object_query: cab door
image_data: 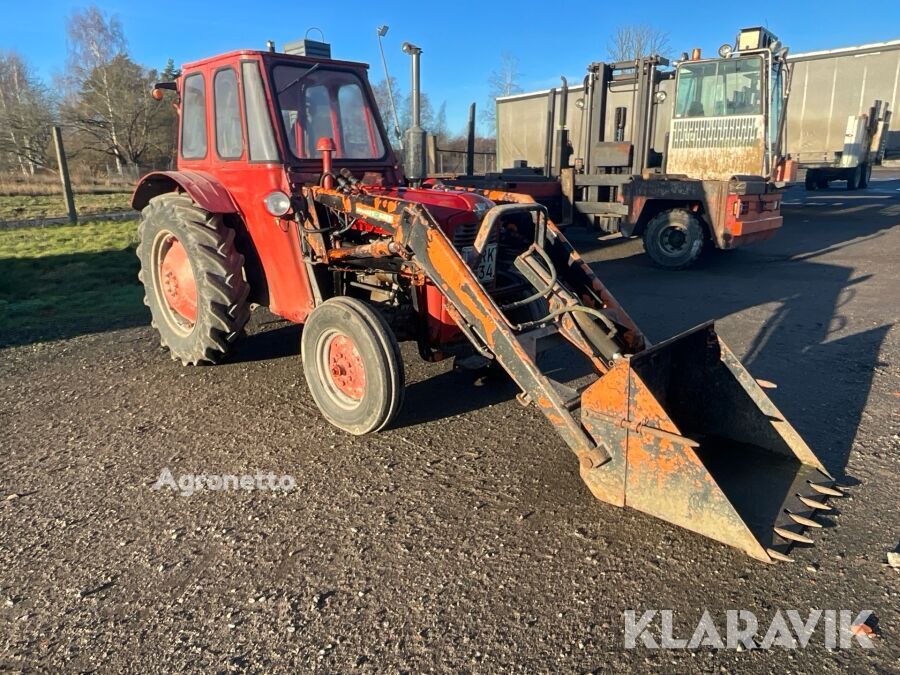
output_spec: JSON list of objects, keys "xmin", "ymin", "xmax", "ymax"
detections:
[{"xmin": 209, "ymin": 59, "xmax": 315, "ymax": 323}]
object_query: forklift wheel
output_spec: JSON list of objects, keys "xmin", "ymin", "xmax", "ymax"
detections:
[
  {"xmin": 642, "ymin": 209, "xmax": 705, "ymax": 270},
  {"xmin": 301, "ymin": 297, "xmax": 405, "ymax": 435},
  {"xmin": 137, "ymin": 193, "xmax": 250, "ymax": 365}
]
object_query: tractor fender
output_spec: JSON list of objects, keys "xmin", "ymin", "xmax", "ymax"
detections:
[{"xmin": 131, "ymin": 170, "xmax": 239, "ymax": 214}]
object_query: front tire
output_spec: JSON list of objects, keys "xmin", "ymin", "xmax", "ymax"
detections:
[
  {"xmin": 642, "ymin": 208, "xmax": 706, "ymax": 270},
  {"xmin": 301, "ymin": 297, "xmax": 405, "ymax": 434},
  {"xmin": 137, "ymin": 193, "xmax": 250, "ymax": 365},
  {"xmin": 846, "ymin": 165, "xmax": 861, "ymax": 191}
]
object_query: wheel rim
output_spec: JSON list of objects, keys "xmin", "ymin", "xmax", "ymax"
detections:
[
  {"xmin": 318, "ymin": 329, "xmax": 366, "ymax": 407},
  {"xmin": 656, "ymin": 224, "xmax": 689, "ymax": 257},
  {"xmin": 151, "ymin": 229, "xmax": 197, "ymax": 335}
]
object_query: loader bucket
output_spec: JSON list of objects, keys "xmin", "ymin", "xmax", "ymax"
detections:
[{"xmin": 578, "ymin": 322, "xmax": 841, "ymax": 563}]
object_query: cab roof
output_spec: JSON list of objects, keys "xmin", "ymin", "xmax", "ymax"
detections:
[{"xmin": 181, "ymin": 49, "xmax": 371, "ymax": 72}]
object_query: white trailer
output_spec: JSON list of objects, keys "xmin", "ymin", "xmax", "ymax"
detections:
[{"xmin": 804, "ymin": 100, "xmax": 892, "ymax": 190}]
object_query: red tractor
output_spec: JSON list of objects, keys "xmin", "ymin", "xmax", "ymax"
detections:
[{"xmin": 133, "ymin": 38, "xmax": 843, "ymax": 562}]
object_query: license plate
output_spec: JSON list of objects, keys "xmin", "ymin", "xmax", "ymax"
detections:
[{"xmin": 462, "ymin": 243, "xmax": 497, "ymax": 282}]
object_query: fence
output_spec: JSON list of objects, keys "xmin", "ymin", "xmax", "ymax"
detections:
[{"xmin": 426, "ymin": 134, "xmax": 497, "ymax": 177}]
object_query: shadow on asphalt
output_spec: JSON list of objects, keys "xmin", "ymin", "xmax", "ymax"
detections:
[
  {"xmin": 564, "ymin": 178, "xmax": 899, "ymax": 479},
  {"xmin": 230, "ymin": 321, "xmax": 301, "ymax": 364},
  {"xmin": 394, "ymin": 366, "xmax": 518, "ymax": 429}
]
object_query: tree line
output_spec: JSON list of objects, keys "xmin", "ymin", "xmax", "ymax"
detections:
[
  {"xmin": 0, "ymin": 4, "xmax": 668, "ymax": 180},
  {"xmin": 0, "ymin": 5, "xmax": 175, "ymax": 180}
]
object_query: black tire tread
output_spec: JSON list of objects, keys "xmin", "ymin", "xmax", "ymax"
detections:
[
  {"xmin": 642, "ymin": 208, "xmax": 706, "ymax": 271},
  {"xmin": 136, "ymin": 192, "xmax": 250, "ymax": 365}
]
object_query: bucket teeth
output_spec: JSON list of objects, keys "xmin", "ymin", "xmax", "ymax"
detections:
[
  {"xmin": 774, "ymin": 526, "xmax": 814, "ymax": 545},
  {"xmin": 809, "ymin": 482, "xmax": 845, "ymax": 498},
  {"xmin": 766, "ymin": 548, "xmax": 795, "ymax": 563},
  {"xmin": 798, "ymin": 495, "xmax": 832, "ymax": 511},
  {"xmin": 788, "ymin": 512, "xmax": 823, "ymax": 528}
]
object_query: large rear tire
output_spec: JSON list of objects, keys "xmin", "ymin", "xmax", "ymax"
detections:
[
  {"xmin": 642, "ymin": 208, "xmax": 705, "ymax": 270},
  {"xmin": 137, "ymin": 193, "xmax": 250, "ymax": 365},
  {"xmin": 301, "ymin": 297, "xmax": 405, "ymax": 435}
]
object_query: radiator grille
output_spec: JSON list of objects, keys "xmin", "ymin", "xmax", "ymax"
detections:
[{"xmin": 670, "ymin": 116, "xmax": 761, "ymax": 150}]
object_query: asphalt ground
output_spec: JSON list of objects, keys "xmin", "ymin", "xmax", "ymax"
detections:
[{"xmin": 1, "ymin": 170, "xmax": 898, "ymax": 672}]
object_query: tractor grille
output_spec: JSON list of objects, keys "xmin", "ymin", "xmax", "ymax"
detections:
[
  {"xmin": 670, "ymin": 115, "xmax": 761, "ymax": 149},
  {"xmin": 451, "ymin": 221, "xmax": 480, "ymax": 249}
]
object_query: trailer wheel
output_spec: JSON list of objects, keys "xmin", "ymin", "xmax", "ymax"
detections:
[
  {"xmin": 846, "ymin": 165, "xmax": 862, "ymax": 191},
  {"xmin": 137, "ymin": 193, "xmax": 250, "ymax": 365},
  {"xmin": 301, "ymin": 297, "xmax": 404, "ymax": 435},
  {"xmin": 643, "ymin": 208, "xmax": 705, "ymax": 270},
  {"xmin": 858, "ymin": 163, "xmax": 872, "ymax": 189},
  {"xmin": 804, "ymin": 172, "xmax": 818, "ymax": 191}
]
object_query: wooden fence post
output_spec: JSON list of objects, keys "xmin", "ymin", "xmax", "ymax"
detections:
[{"xmin": 52, "ymin": 126, "xmax": 77, "ymax": 224}]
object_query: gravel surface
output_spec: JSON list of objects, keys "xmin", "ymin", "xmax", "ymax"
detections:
[{"xmin": 1, "ymin": 176, "xmax": 898, "ymax": 672}]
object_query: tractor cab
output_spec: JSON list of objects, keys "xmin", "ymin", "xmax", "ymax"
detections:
[
  {"xmin": 160, "ymin": 40, "xmax": 403, "ymax": 189},
  {"xmin": 668, "ymin": 27, "xmax": 791, "ymax": 181}
]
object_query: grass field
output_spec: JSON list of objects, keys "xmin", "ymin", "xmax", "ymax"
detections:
[
  {"xmin": 0, "ymin": 220, "xmax": 146, "ymax": 346},
  {"xmin": 0, "ymin": 192, "xmax": 134, "ymax": 222}
]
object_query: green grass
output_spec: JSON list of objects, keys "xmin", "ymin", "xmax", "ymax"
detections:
[
  {"xmin": 0, "ymin": 192, "xmax": 134, "ymax": 222},
  {"xmin": 0, "ymin": 220, "xmax": 147, "ymax": 346}
]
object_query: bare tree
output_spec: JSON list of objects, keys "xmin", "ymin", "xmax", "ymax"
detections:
[
  {"xmin": 607, "ymin": 24, "xmax": 672, "ymax": 62},
  {"xmin": 0, "ymin": 52, "xmax": 56, "ymax": 175},
  {"xmin": 481, "ymin": 52, "xmax": 522, "ymax": 135},
  {"xmin": 64, "ymin": 5, "xmax": 129, "ymax": 174},
  {"xmin": 371, "ymin": 77, "xmax": 439, "ymax": 141},
  {"xmin": 64, "ymin": 55, "xmax": 171, "ymax": 175}
]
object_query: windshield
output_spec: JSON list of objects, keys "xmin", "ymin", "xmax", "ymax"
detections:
[
  {"xmin": 272, "ymin": 64, "xmax": 386, "ymax": 160},
  {"xmin": 674, "ymin": 56, "xmax": 763, "ymax": 118}
]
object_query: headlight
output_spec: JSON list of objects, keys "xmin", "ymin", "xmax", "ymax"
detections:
[
  {"xmin": 472, "ymin": 201, "xmax": 490, "ymax": 218},
  {"xmin": 264, "ymin": 191, "xmax": 292, "ymax": 217}
]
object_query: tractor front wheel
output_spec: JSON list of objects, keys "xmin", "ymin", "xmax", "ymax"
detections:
[
  {"xmin": 137, "ymin": 193, "xmax": 250, "ymax": 365},
  {"xmin": 643, "ymin": 208, "xmax": 705, "ymax": 270},
  {"xmin": 301, "ymin": 297, "xmax": 405, "ymax": 435}
]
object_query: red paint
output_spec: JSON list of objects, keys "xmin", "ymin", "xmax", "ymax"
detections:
[
  {"xmin": 328, "ymin": 334, "xmax": 365, "ymax": 399},
  {"xmin": 723, "ymin": 193, "xmax": 782, "ymax": 248},
  {"xmin": 131, "ymin": 170, "xmax": 238, "ymax": 214},
  {"xmin": 160, "ymin": 236, "xmax": 197, "ymax": 323},
  {"xmin": 317, "ymin": 137, "xmax": 336, "ymax": 189}
]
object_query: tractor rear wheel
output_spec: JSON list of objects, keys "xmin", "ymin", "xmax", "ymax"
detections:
[
  {"xmin": 301, "ymin": 297, "xmax": 404, "ymax": 435},
  {"xmin": 137, "ymin": 193, "xmax": 250, "ymax": 365},
  {"xmin": 643, "ymin": 208, "xmax": 705, "ymax": 270}
]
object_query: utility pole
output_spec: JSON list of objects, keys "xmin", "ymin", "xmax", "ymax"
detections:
[
  {"xmin": 52, "ymin": 126, "xmax": 77, "ymax": 224},
  {"xmin": 376, "ymin": 25, "xmax": 403, "ymax": 150}
]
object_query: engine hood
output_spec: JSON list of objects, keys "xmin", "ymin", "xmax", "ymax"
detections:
[{"xmin": 367, "ymin": 186, "xmax": 493, "ymax": 224}]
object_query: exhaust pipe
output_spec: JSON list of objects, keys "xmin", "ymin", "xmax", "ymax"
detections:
[{"xmin": 402, "ymin": 42, "xmax": 427, "ymax": 185}]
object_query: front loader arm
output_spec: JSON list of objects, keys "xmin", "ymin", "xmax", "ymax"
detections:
[{"xmin": 307, "ymin": 184, "xmax": 845, "ymax": 564}]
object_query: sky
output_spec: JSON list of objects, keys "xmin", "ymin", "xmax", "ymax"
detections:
[{"xmin": 1, "ymin": 0, "xmax": 899, "ymax": 134}]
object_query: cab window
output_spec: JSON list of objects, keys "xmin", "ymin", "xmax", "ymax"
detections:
[
  {"xmin": 214, "ymin": 68, "xmax": 243, "ymax": 159},
  {"xmin": 674, "ymin": 56, "xmax": 763, "ymax": 118},
  {"xmin": 181, "ymin": 73, "xmax": 207, "ymax": 159},
  {"xmin": 272, "ymin": 65, "xmax": 386, "ymax": 160}
]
